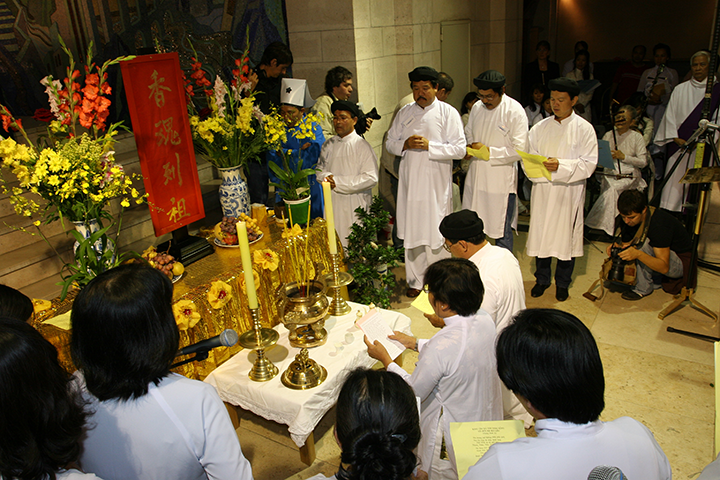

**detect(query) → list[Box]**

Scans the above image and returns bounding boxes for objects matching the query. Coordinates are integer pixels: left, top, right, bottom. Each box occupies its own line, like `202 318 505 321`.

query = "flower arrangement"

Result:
267 112 322 201
0 38 139 298
186 42 285 169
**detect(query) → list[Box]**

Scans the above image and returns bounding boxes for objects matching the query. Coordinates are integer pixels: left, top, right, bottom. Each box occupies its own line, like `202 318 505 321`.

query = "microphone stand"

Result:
170 350 210 369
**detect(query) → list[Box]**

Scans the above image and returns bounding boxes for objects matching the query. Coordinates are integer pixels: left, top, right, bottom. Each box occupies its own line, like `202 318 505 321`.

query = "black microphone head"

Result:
219 329 239 347
588 466 626 480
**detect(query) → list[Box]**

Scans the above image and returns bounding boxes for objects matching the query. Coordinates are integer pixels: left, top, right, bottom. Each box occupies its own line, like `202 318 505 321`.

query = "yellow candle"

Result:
322 181 337 254
237 221 258 309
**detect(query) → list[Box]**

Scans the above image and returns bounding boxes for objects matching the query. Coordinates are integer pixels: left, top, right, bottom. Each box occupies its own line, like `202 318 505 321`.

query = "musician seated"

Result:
586 106 647 236
70 263 253 480
608 189 692 301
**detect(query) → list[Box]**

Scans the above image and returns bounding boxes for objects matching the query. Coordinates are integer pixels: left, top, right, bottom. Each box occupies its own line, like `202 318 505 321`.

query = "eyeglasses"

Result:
422 285 429 293
477 92 498 101
443 242 454 253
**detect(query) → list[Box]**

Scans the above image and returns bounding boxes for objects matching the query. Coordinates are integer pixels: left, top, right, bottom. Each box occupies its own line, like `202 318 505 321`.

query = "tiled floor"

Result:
231 231 717 480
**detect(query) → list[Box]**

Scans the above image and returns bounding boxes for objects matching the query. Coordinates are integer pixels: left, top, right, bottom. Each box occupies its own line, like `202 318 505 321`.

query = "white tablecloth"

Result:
204 302 412 447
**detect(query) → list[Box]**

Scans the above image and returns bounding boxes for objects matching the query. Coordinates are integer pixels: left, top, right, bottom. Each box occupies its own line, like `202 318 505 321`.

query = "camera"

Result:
608 246 628 282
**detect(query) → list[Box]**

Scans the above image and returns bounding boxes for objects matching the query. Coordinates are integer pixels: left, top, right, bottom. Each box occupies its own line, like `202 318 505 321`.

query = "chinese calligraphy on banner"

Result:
121 53 205 236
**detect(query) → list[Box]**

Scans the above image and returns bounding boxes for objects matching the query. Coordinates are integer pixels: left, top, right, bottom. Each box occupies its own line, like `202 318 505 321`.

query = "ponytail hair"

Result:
335 369 420 480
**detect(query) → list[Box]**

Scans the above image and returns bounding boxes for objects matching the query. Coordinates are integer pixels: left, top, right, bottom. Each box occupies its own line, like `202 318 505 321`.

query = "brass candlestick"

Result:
323 253 353 316
239 307 279 382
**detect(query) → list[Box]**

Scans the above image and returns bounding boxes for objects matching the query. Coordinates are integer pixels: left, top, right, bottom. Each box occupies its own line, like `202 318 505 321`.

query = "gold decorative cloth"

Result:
32 216 345 379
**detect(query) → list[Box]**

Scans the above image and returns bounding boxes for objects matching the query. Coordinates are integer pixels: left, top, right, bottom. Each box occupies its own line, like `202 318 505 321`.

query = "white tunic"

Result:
525 112 598 260
463 95 528 239
654 77 719 211
78 373 253 480
317 130 379 248
57 470 103 479
388 312 503 478
468 243 525 333
386 99 466 249
586 129 647 235
465 417 671 480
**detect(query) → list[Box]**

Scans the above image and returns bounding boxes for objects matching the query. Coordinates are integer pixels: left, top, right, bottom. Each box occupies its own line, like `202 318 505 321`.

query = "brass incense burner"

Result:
276 280 330 348
276 280 329 389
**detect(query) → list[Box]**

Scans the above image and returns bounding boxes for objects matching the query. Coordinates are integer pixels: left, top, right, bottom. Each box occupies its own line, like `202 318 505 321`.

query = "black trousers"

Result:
535 257 576 289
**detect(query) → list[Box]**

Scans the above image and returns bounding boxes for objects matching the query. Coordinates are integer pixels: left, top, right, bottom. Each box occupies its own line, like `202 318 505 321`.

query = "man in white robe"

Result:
654 50 719 212
366 258 502 480
317 100 379 248
463 70 527 252
466 309 671 480
386 67 466 297
438 210 532 427
526 77 597 302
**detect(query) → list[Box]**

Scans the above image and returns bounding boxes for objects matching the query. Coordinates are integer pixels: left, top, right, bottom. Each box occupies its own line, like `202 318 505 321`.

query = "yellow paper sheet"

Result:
411 290 435 315
43 310 72 331
466 145 490 161
516 150 551 181
450 419 526 479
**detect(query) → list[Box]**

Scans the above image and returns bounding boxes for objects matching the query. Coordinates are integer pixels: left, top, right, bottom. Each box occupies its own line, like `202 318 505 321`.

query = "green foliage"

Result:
58 217 137 300
345 196 403 308
268 151 314 200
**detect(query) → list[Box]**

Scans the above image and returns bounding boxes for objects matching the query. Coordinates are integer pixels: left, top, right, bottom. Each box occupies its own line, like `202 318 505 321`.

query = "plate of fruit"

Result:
214 214 263 248
141 246 185 283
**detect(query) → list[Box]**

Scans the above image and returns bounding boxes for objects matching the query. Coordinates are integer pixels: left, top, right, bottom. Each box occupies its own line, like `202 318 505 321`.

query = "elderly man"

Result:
654 50 720 212
317 100 379 248
463 70 528 252
438 209 531 427
386 67 466 297
526 77 597 302
466 309 671 480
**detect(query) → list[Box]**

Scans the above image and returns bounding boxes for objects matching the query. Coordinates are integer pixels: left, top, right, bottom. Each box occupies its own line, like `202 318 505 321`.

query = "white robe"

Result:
465 417 671 480
386 99 466 250
525 112 598 260
586 129 647 235
317 130 379 248
654 77 719 211
468 243 532 427
462 95 528 239
78 373 254 480
388 312 502 479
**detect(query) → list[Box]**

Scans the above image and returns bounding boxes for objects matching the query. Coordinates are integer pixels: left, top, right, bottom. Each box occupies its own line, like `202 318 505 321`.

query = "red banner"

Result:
121 53 205 236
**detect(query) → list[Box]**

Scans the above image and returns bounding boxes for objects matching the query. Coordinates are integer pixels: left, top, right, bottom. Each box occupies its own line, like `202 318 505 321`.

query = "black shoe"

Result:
556 287 569 302
622 290 650 301
531 283 550 297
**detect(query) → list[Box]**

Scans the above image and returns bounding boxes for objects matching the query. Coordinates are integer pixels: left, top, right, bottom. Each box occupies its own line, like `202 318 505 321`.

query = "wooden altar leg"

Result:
225 402 240 429
299 431 316 465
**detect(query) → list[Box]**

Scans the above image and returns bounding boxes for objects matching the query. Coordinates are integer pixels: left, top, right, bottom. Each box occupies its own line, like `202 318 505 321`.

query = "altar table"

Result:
204 301 412 464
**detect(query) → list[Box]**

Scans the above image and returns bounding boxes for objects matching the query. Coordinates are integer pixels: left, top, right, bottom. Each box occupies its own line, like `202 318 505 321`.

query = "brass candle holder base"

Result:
239 308 279 382
281 348 327 390
323 253 353 316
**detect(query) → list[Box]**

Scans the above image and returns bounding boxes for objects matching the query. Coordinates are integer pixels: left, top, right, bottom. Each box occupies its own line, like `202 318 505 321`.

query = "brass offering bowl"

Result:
276 280 330 348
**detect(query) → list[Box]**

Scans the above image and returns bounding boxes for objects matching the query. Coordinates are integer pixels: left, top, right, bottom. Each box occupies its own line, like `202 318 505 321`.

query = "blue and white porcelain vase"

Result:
71 218 114 259
218 166 250 218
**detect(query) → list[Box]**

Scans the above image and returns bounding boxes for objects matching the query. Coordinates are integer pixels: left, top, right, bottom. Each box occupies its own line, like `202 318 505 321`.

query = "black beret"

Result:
473 70 506 90
408 66 439 82
439 210 485 239
331 100 360 118
548 77 580 98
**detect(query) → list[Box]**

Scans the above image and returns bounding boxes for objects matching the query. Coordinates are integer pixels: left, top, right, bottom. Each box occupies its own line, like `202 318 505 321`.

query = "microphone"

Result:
176 329 238 357
588 465 627 480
